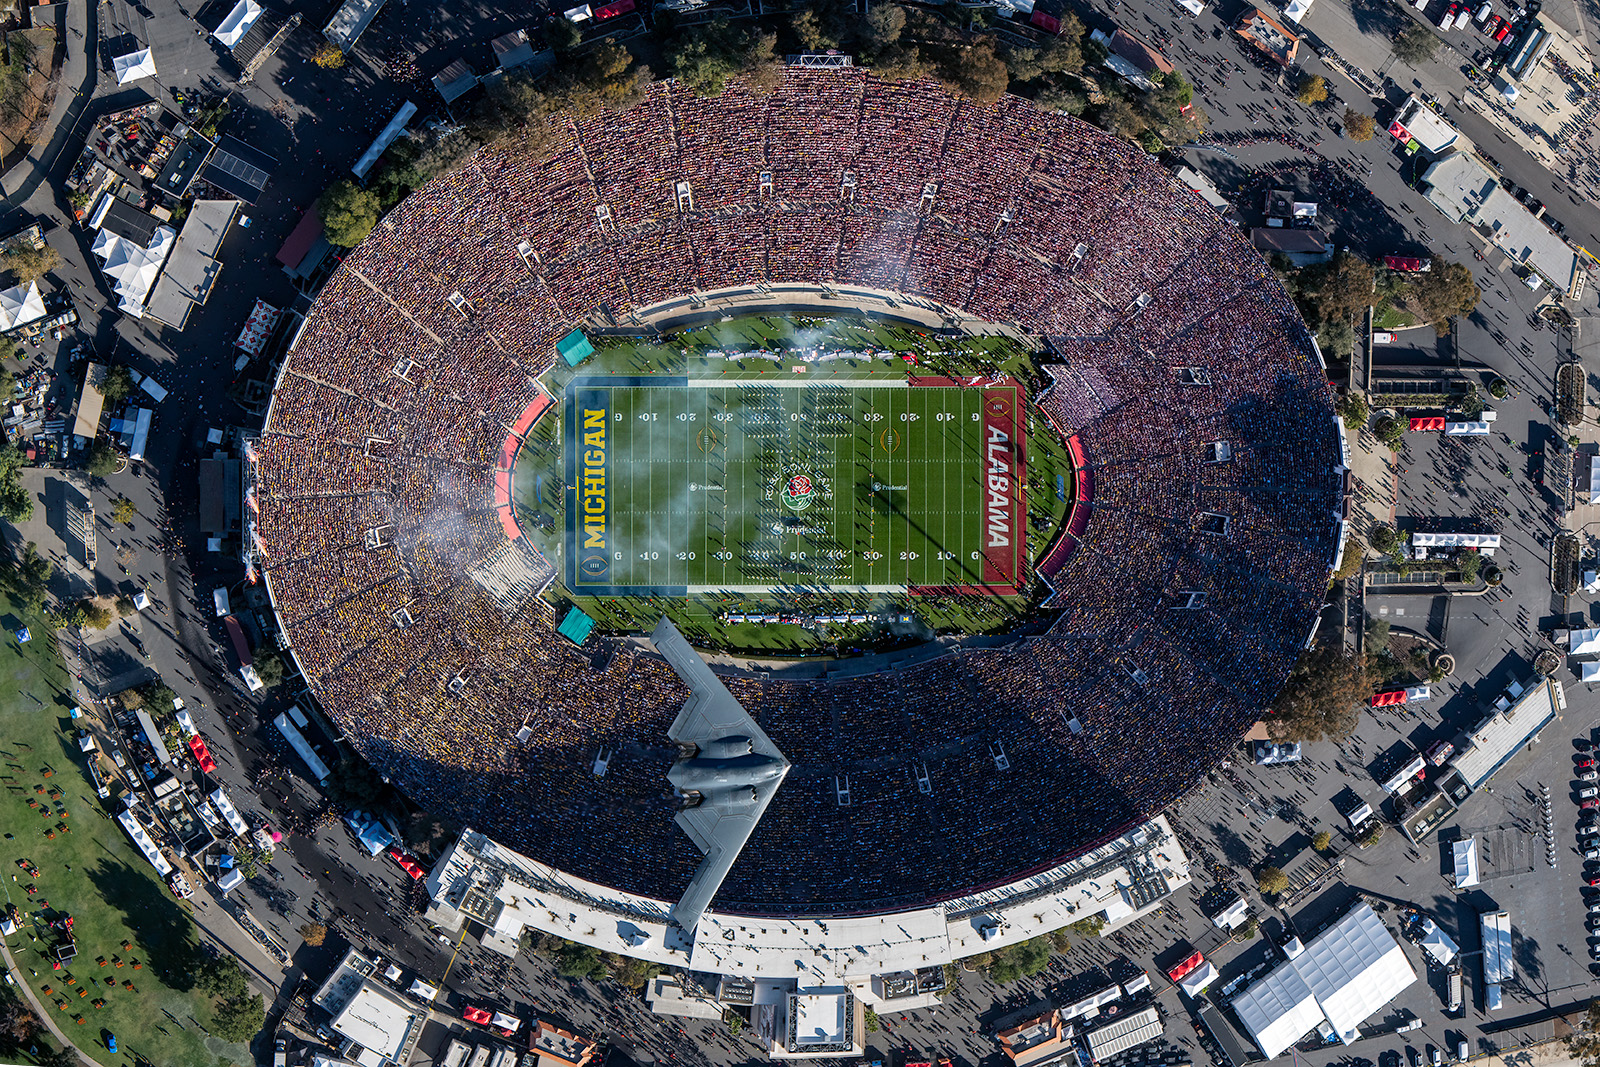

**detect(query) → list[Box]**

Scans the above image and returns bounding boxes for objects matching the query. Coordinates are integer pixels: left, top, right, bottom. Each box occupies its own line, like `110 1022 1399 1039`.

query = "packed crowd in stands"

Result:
255 69 1341 915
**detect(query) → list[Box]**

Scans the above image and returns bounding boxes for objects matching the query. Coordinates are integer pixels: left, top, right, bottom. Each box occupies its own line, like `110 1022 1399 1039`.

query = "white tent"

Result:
1418 918 1459 965
213 0 262 47
0 281 46 330
1282 0 1313 19
1583 662 1600 683
1234 903 1416 1058
112 48 157 84
1453 838 1480 888
1589 455 1600 504
1178 960 1218 998
1571 628 1600 657
91 226 176 316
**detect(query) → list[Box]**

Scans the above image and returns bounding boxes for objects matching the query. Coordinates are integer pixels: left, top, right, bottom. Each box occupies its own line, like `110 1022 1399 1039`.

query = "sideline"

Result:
0 938 104 1067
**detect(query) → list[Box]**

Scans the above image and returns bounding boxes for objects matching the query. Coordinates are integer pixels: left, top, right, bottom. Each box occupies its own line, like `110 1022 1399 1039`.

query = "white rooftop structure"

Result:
1232 902 1416 1058
1452 838 1480 888
1571 627 1600 657
1474 188 1582 297
1085 1006 1163 1061
90 224 177 317
1448 678 1561 792
112 48 157 83
1583 662 1600 683
1417 918 1459 966
313 948 426 1066
425 815 1190 983
0 281 46 331
213 0 262 47
209 786 251 837
1421 153 1499 225
1588 455 1600 504
1393 95 1463 156
1411 531 1501 553
1481 911 1513 983
116 809 172 876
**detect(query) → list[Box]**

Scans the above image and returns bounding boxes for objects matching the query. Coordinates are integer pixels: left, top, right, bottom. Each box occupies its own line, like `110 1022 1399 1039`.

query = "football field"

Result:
561 376 1026 595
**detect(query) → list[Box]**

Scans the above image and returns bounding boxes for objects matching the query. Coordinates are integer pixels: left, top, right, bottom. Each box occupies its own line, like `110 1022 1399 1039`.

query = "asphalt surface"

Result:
0 0 1596 1061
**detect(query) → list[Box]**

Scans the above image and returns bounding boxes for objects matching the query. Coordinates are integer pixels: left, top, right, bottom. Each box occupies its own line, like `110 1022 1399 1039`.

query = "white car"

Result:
1581 786 1600 799
1580 770 1598 782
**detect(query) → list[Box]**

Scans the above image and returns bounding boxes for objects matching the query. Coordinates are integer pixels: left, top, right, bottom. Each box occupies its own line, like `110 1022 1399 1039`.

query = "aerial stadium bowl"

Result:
254 69 1342 917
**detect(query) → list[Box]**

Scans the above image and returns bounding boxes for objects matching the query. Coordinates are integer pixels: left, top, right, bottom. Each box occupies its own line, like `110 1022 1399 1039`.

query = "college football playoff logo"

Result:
781 474 817 512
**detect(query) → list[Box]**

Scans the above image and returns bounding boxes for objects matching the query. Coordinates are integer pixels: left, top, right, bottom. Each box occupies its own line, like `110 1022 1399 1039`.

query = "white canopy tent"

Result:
1589 455 1600 504
112 48 157 84
91 226 176 316
1418 918 1459 965
1453 838 1480 888
0 281 46 330
213 0 262 47
1571 628 1600 657
1584 662 1600 683
1233 903 1416 1058
1178 961 1218 998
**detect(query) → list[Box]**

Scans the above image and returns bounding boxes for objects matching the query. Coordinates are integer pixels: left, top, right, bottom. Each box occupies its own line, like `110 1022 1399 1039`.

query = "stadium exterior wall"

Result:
422 816 1190 982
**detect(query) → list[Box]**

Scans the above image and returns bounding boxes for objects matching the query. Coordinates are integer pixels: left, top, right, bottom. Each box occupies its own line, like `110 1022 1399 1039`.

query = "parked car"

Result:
1457 1041 1469 1062
1585 848 1600 860
1579 787 1598 799
107 1035 118 1054
1484 13 1505 32
1581 798 1600 811
1579 769 1597 782
1494 19 1513 38
1410 1049 1423 1067
1431 1048 1443 1067
1579 757 1596 769
1590 943 1600 959
1585 874 1600 886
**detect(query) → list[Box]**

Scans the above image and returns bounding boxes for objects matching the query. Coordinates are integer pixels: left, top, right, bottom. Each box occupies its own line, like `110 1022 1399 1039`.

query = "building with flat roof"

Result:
772 989 864 1059
1234 8 1298 64
311 948 426 1067
529 1019 599 1067
1420 153 1499 224
1084 1006 1164 1063
1389 95 1466 157
323 0 387 50
1472 188 1584 298
1438 677 1563 798
146 200 239 329
999 1009 1075 1067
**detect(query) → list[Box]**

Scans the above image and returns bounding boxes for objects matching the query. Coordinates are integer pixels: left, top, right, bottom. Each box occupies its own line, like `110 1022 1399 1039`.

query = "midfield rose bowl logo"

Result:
781 474 817 512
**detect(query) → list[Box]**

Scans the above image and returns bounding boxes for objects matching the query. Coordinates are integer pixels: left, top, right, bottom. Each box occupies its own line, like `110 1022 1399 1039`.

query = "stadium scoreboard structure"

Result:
561 375 1026 595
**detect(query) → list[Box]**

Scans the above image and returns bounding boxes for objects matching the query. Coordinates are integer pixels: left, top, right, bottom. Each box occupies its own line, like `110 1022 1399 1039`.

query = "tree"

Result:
1302 252 1375 326
84 441 120 477
1312 831 1332 852
1365 615 1390 648
790 9 837 51
0 997 37 1049
1369 523 1398 554
319 180 381 248
863 1006 880 1033
1336 392 1369 431
1317 317 1356 361
254 650 286 688
1393 23 1438 64
299 922 327 946
327 757 388 809
111 496 136 525
1566 1000 1600 1067
1097 95 1146 141
1266 646 1375 743
312 42 346 68
1375 415 1406 451
546 17 583 50
1295 74 1327 105
197 955 249 1001
1457 550 1483 583
0 541 51 610
1344 108 1376 141
0 240 59 285
1410 261 1481 331
77 599 112 630
863 3 906 47
213 992 265 1043
1257 866 1289 895
557 942 604 979
0 441 30 522
936 38 1010 104
35 1046 75 1067
669 19 780 97
99 363 135 406
1006 20 1085 81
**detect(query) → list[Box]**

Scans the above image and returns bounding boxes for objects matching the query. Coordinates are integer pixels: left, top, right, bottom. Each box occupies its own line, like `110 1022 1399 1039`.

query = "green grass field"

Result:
557 377 1026 594
0 591 245 1067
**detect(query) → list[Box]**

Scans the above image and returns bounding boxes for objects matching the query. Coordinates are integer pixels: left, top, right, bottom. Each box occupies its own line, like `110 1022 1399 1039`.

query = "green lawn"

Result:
0 591 248 1067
